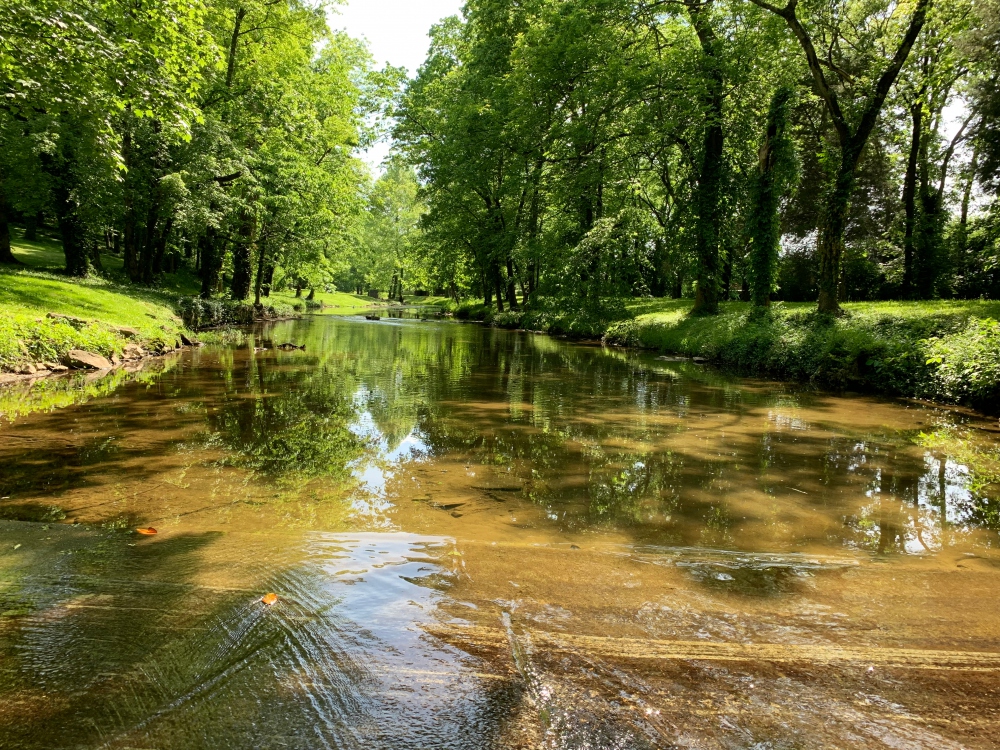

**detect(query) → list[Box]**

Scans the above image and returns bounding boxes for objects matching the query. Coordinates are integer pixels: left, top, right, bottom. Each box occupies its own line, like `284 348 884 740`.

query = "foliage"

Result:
0 0 393 302
604 299 1000 412
393 0 989 316
177 297 296 330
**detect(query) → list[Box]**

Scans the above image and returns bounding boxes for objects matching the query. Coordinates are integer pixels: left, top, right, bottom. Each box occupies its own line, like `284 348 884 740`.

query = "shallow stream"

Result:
1 314 999 748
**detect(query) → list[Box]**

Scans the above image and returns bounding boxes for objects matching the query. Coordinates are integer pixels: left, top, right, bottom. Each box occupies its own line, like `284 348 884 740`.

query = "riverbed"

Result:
1 314 998 749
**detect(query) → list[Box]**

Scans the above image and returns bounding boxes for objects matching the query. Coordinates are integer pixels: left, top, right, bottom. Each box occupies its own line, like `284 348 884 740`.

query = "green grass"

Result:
269 289 376 313
403 294 453 307
603 299 1000 413
1 230 192 371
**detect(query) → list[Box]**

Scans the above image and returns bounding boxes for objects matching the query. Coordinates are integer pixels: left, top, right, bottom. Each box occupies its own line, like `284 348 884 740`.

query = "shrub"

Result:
178 298 298 329
925 318 1000 413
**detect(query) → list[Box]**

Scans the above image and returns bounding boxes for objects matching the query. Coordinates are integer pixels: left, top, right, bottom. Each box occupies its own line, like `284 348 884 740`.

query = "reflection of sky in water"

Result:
856 452 979 554
348 386 429 521
767 410 810 432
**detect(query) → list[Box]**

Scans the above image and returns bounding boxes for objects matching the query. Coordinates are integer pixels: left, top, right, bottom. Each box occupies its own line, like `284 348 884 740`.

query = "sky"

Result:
330 0 465 170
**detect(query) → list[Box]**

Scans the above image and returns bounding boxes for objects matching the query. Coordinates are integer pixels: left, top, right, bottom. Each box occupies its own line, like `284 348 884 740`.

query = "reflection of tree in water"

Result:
205 353 365 480
244 318 1000 548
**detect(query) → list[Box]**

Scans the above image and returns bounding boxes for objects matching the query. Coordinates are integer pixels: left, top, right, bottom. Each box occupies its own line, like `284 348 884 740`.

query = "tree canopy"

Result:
393 0 1000 311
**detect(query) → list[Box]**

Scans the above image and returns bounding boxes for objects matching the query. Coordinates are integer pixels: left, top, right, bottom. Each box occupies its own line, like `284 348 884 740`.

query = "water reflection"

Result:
1 315 997 553
1 315 1000 748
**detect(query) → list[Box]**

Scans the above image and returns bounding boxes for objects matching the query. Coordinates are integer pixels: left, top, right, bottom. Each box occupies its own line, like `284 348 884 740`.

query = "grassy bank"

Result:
269 289 375 313
0 266 193 373
460 297 1000 414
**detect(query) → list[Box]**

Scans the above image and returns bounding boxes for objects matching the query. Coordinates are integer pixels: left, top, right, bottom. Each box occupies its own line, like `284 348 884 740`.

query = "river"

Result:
1 313 998 749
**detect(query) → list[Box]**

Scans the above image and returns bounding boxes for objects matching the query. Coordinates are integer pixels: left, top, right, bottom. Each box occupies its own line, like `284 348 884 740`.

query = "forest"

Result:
395 0 1000 314
2 0 999 314
0 0 401 302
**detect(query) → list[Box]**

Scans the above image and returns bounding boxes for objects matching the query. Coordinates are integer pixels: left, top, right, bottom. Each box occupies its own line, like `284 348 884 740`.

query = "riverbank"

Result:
454 297 1000 414
0 267 195 378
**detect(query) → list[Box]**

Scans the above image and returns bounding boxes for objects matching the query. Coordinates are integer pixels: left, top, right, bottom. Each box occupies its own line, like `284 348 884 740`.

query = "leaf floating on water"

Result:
12 544 21 550
261 593 278 606
136 527 158 535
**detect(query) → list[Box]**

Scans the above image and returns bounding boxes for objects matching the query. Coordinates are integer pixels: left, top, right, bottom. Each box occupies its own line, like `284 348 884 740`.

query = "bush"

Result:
178 298 298 329
925 318 1000 413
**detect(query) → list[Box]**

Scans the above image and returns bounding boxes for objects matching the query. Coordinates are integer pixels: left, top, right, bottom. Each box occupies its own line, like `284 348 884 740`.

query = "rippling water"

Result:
1 314 998 748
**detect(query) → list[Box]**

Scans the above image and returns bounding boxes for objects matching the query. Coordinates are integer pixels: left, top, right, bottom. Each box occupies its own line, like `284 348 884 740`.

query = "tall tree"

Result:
748 0 932 312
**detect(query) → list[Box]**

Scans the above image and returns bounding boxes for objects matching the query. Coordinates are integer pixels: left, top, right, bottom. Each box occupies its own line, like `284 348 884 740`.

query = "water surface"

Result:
1 315 999 748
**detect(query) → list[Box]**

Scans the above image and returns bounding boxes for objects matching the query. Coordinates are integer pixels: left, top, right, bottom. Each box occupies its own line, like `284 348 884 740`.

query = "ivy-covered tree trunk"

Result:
817 156 856 313
689 1 725 315
901 102 922 298
748 86 795 307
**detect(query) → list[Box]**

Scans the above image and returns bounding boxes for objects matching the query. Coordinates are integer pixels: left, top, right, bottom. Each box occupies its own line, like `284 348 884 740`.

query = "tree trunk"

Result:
24 212 38 242
901 102 921 298
254 243 267 306
230 242 253 299
152 217 173 276
689 2 725 315
199 228 223 298
226 7 247 89
505 258 518 310
122 126 142 282
817 157 855 314
748 86 793 307
140 188 161 284
261 261 275 299
50 178 88 276
230 211 255 300
493 267 505 313
90 240 103 272
0 189 20 264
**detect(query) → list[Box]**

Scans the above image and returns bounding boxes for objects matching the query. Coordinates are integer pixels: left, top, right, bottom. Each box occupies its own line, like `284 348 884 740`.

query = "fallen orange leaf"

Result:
261 593 278 606
136 527 158 535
